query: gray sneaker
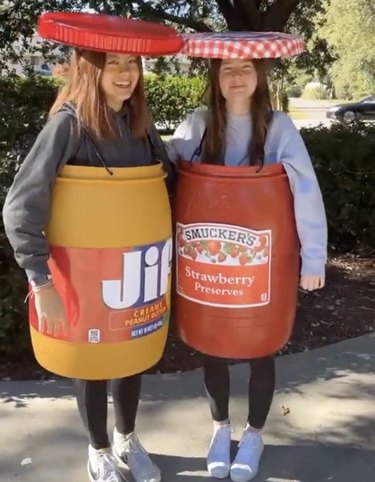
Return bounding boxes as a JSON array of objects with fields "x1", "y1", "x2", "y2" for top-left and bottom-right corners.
[
  {"x1": 113, "y1": 430, "x2": 161, "y2": 482},
  {"x1": 88, "y1": 445, "x2": 122, "y2": 482}
]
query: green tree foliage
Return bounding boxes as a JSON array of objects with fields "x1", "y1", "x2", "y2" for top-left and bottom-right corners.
[
  {"x1": 0, "y1": 1, "x2": 331, "y2": 76},
  {"x1": 89, "y1": 0, "x2": 299, "y2": 31},
  {"x1": 319, "y1": 0, "x2": 375, "y2": 99},
  {"x1": 0, "y1": 1, "x2": 85, "y2": 71},
  {"x1": 89, "y1": 1, "x2": 333, "y2": 79}
]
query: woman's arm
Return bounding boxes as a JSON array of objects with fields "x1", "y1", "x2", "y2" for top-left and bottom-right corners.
[
  {"x1": 164, "y1": 109, "x2": 207, "y2": 164},
  {"x1": 2, "y1": 111, "x2": 79, "y2": 283},
  {"x1": 147, "y1": 122, "x2": 177, "y2": 196},
  {"x1": 274, "y1": 113, "x2": 328, "y2": 281}
]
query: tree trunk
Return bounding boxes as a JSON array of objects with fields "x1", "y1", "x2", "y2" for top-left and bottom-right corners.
[
  {"x1": 270, "y1": 77, "x2": 288, "y2": 112},
  {"x1": 220, "y1": 0, "x2": 301, "y2": 32}
]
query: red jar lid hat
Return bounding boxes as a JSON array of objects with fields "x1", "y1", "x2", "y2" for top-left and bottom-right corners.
[
  {"x1": 181, "y1": 31, "x2": 304, "y2": 59},
  {"x1": 38, "y1": 12, "x2": 183, "y2": 55}
]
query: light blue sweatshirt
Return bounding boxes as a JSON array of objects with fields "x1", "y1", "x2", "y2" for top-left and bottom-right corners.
[{"x1": 166, "y1": 109, "x2": 328, "y2": 277}]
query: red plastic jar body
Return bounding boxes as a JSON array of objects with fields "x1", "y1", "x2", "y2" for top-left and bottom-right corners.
[{"x1": 173, "y1": 161, "x2": 299, "y2": 359}]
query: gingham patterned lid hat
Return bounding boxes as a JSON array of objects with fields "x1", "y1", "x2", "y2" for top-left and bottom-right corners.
[{"x1": 181, "y1": 31, "x2": 304, "y2": 59}]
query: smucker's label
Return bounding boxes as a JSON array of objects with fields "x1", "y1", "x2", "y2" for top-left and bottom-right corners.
[{"x1": 176, "y1": 223, "x2": 271, "y2": 308}]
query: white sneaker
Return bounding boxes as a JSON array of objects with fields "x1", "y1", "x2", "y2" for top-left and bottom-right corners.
[
  {"x1": 112, "y1": 429, "x2": 161, "y2": 482},
  {"x1": 230, "y1": 430, "x2": 264, "y2": 482},
  {"x1": 87, "y1": 445, "x2": 121, "y2": 482},
  {"x1": 207, "y1": 424, "x2": 231, "y2": 479}
]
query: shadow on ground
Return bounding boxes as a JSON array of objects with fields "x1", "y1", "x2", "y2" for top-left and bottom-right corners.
[
  {"x1": 151, "y1": 442, "x2": 375, "y2": 482},
  {"x1": 1, "y1": 334, "x2": 373, "y2": 405}
]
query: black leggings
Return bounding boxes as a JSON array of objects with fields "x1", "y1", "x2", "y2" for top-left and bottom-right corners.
[
  {"x1": 76, "y1": 374, "x2": 141, "y2": 449},
  {"x1": 203, "y1": 355, "x2": 275, "y2": 429}
]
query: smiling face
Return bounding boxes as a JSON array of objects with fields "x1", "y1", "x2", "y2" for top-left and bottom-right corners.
[
  {"x1": 100, "y1": 53, "x2": 140, "y2": 111},
  {"x1": 218, "y1": 59, "x2": 258, "y2": 112}
]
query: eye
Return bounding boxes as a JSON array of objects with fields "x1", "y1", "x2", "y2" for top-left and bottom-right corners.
[
  {"x1": 107, "y1": 59, "x2": 119, "y2": 65},
  {"x1": 128, "y1": 57, "x2": 137, "y2": 64}
]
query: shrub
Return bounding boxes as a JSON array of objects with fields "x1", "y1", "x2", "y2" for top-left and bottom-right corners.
[
  {"x1": 301, "y1": 122, "x2": 375, "y2": 253},
  {"x1": 0, "y1": 75, "x2": 61, "y2": 360},
  {"x1": 144, "y1": 73, "x2": 205, "y2": 132},
  {"x1": 286, "y1": 85, "x2": 303, "y2": 98},
  {"x1": 302, "y1": 83, "x2": 329, "y2": 100}
]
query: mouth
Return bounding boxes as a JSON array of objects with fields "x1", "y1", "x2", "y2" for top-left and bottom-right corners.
[{"x1": 114, "y1": 81, "x2": 131, "y2": 88}]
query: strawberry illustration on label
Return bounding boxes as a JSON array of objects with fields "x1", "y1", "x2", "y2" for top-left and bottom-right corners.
[
  {"x1": 206, "y1": 240, "x2": 221, "y2": 256},
  {"x1": 218, "y1": 252, "x2": 227, "y2": 263}
]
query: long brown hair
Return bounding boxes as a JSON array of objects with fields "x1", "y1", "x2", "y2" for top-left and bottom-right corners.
[
  {"x1": 202, "y1": 59, "x2": 272, "y2": 166},
  {"x1": 49, "y1": 49, "x2": 149, "y2": 139}
]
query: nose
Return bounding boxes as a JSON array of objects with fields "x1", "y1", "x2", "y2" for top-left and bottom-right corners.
[
  {"x1": 232, "y1": 68, "x2": 244, "y2": 79},
  {"x1": 118, "y1": 63, "x2": 131, "y2": 75}
]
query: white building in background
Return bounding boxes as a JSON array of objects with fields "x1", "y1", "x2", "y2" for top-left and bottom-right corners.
[
  {"x1": 6, "y1": 32, "x2": 62, "y2": 75},
  {"x1": 6, "y1": 32, "x2": 191, "y2": 76},
  {"x1": 143, "y1": 55, "x2": 191, "y2": 75}
]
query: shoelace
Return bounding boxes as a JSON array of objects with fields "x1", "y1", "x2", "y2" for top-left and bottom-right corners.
[
  {"x1": 124, "y1": 435, "x2": 155, "y2": 473},
  {"x1": 106, "y1": 472, "x2": 120, "y2": 482},
  {"x1": 96, "y1": 452, "x2": 119, "y2": 482}
]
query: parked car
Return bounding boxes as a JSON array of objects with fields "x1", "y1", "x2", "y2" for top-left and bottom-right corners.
[{"x1": 326, "y1": 95, "x2": 375, "y2": 122}]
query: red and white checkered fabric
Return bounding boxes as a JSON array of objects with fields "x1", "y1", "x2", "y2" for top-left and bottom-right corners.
[{"x1": 181, "y1": 32, "x2": 304, "y2": 59}]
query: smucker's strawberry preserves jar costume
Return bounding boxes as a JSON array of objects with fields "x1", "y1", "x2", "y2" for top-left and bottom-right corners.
[{"x1": 166, "y1": 31, "x2": 327, "y2": 482}]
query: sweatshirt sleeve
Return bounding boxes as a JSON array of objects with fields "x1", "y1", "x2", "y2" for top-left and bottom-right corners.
[
  {"x1": 2, "y1": 111, "x2": 79, "y2": 281},
  {"x1": 147, "y1": 122, "x2": 177, "y2": 196},
  {"x1": 271, "y1": 112, "x2": 328, "y2": 277},
  {"x1": 164, "y1": 109, "x2": 207, "y2": 164}
]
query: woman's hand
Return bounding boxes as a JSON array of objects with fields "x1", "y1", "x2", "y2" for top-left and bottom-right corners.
[
  {"x1": 300, "y1": 275, "x2": 325, "y2": 291},
  {"x1": 34, "y1": 286, "x2": 68, "y2": 337}
]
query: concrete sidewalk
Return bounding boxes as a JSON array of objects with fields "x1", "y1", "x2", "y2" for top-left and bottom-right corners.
[{"x1": 1, "y1": 333, "x2": 374, "y2": 482}]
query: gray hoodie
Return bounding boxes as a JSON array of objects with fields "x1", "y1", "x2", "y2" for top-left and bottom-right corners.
[{"x1": 2, "y1": 102, "x2": 174, "y2": 282}]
